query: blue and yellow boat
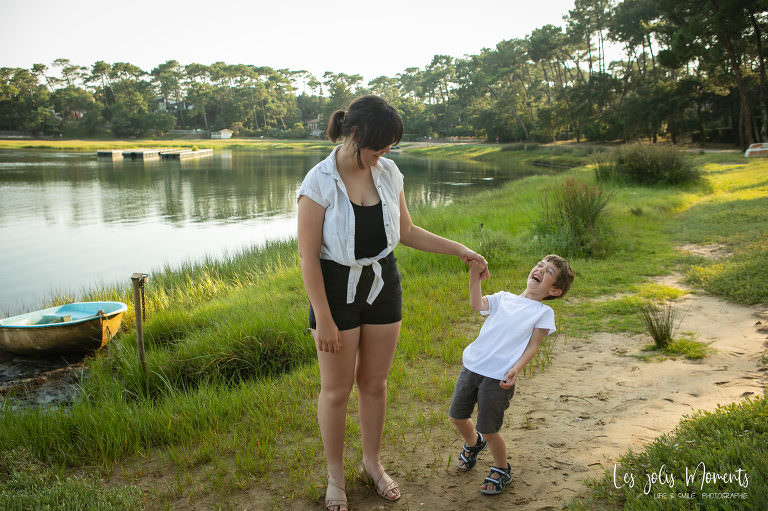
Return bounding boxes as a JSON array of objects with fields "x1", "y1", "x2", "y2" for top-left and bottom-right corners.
[{"x1": 0, "y1": 302, "x2": 127, "y2": 356}]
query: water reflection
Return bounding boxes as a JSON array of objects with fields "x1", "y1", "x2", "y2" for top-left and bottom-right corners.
[{"x1": 0, "y1": 148, "x2": 550, "y2": 314}]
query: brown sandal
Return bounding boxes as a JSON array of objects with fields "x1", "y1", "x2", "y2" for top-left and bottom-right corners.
[{"x1": 360, "y1": 464, "x2": 401, "y2": 501}]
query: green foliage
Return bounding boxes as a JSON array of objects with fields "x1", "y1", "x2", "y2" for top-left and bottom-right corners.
[
  {"x1": 3, "y1": 0, "x2": 765, "y2": 146},
  {"x1": 596, "y1": 144, "x2": 701, "y2": 186},
  {"x1": 536, "y1": 178, "x2": 613, "y2": 257}
]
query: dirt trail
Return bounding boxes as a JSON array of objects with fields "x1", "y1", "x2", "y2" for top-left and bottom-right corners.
[{"x1": 346, "y1": 275, "x2": 767, "y2": 511}]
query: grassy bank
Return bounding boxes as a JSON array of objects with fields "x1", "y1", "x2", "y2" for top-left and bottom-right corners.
[
  {"x1": 1, "y1": 145, "x2": 766, "y2": 509},
  {"x1": 403, "y1": 141, "x2": 594, "y2": 168},
  {"x1": 0, "y1": 138, "x2": 335, "y2": 152}
]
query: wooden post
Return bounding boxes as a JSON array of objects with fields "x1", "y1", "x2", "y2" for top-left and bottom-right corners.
[{"x1": 131, "y1": 273, "x2": 148, "y2": 373}]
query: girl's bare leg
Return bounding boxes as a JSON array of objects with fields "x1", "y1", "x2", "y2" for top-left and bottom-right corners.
[
  {"x1": 315, "y1": 327, "x2": 361, "y2": 511},
  {"x1": 355, "y1": 322, "x2": 401, "y2": 500}
]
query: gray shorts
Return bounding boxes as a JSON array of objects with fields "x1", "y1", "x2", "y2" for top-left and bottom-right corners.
[{"x1": 448, "y1": 366, "x2": 516, "y2": 434}]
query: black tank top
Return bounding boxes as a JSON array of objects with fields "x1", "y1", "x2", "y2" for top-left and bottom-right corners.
[{"x1": 351, "y1": 200, "x2": 388, "y2": 259}]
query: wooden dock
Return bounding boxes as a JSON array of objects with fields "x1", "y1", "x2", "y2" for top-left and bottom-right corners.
[
  {"x1": 97, "y1": 148, "x2": 213, "y2": 161},
  {"x1": 123, "y1": 149, "x2": 166, "y2": 160},
  {"x1": 160, "y1": 148, "x2": 213, "y2": 160},
  {"x1": 96, "y1": 150, "x2": 124, "y2": 160}
]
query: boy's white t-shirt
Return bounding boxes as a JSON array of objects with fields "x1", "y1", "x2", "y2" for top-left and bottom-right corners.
[{"x1": 462, "y1": 291, "x2": 556, "y2": 381}]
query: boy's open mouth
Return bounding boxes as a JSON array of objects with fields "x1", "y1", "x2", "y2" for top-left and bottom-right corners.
[{"x1": 531, "y1": 274, "x2": 542, "y2": 283}]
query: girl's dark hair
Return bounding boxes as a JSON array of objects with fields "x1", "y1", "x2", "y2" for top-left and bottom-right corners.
[{"x1": 326, "y1": 95, "x2": 403, "y2": 168}]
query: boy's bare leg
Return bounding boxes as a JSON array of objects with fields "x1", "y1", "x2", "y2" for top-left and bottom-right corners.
[
  {"x1": 481, "y1": 432, "x2": 508, "y2": 490},
  {"x1": 450, "y1": 417, "x2": 480, "y2": 470},
  {"x1": 451, "y1": 417, "x2": 479, "y2": 446}
]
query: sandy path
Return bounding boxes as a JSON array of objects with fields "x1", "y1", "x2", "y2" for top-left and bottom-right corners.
[{"x1": 344, "y1": 275, "x2": 767, "y2": 511}]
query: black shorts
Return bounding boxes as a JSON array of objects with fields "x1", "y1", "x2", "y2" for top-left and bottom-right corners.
[{"x1": 309, "y1": 252, "x2": 402, "y2": 331}]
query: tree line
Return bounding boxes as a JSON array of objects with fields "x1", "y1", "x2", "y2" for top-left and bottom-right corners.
[{"x1": 1, "y1": 0, "x2": 766, "y2": 147}]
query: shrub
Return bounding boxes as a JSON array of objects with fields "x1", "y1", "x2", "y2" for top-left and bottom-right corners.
[
  {"x1": 598, "y1": 144, "x2": 700, "y2": 185},
  {"x1": 536, "y1": 178, "x2": 612, "y2": 257},
  {"x1": 640, "y1": 302, "x2": 676, "y2": 348}
]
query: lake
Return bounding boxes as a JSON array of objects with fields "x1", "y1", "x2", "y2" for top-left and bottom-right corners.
[{"x1": 0, "y1": 148, "x2": 547, "y2": 315}]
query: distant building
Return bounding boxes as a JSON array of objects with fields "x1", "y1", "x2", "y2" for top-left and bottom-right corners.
[
  {"x1": 155, "y1": 97, "x2": 194, "y2": 113},
  {"x1": 307, "y1": 114, "x2": 323, "y2": 137},
  {"x1": 211, "y1": 129, "x2": 233, "y2": 139}
]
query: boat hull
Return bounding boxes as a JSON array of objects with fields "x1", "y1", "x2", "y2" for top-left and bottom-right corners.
[{"x1": 0, "y1": 302, "x2": 126, "y2": 356}]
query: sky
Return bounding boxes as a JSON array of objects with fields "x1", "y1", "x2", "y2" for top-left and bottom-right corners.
[{"x1": 0, "y1": 0, "x2": 577, "y2": 83}]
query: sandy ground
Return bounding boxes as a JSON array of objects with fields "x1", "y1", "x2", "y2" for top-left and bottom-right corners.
[{"x1": 330, "y1": 274, "x2": 767, "y2": 511}]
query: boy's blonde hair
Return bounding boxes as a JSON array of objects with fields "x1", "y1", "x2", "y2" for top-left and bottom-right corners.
[{"x1": 543, "y1": 254, "x2": 574, "y2": 300}]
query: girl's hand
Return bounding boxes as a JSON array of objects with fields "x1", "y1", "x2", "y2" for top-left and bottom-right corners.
[
  {"x1": 315, "y1": 318, "x2": 342, "y2": 354},
  {"x1": 460, "y1": 249, "x2": 490, "y2": 280}
]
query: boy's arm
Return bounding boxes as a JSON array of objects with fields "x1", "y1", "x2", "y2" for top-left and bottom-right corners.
[
  {"x1": 469, "y1": 261, "x2": 489, "y2": 312},
  {"x1": 500, "y1": 328, "x2": 549, "y2": 389}
]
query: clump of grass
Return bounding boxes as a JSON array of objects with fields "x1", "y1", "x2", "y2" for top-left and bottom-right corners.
[
  {"x1": 595, "y1": 144, "x2": 700, "y2": 185},
  {"x1": 536, "y1": 178, "x2": 612, "y2": 257},
  {"x1": 92, "y1": 280, "x2": 314, "y2": 401},
  {"x1": 591, "y1": 151, "x2": 616, "y2": 182},
  {"x1": 663, "y1": 337, "x2": 710, "y2": 359},
  {"x1": 640, "y1": 302, "x2": 677, "y2": 348}
]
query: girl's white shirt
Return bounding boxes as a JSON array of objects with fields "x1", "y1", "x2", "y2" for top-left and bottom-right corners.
[{"x1": 297, "y1": 146, "x2": 404, "y2": 304}]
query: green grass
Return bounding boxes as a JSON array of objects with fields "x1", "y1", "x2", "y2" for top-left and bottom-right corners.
[
  {"x1": 636, "y1": 337, "x2": 713, "y2": 362},
  {"x1": 673, "y1": 158, "x2": 768, "y2": 304},
  {"x1": 403, "y1": 142, "x2": 591, "y2": 168},
  {"x1": 1, "y1": 145, "x2": 766, "y2": 508},
  {"x1": 0, "y1": 449, "x2": 142, "y2": 510},
  {"x1": 569, "y1": 396, "x2": 767, "y2": 510}
]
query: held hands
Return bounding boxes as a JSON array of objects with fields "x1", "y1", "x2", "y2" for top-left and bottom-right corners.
[
  {"x1": 500, "y1": 366, "x2": 519, "y2": 389},
  {"x1": 468, "y1": 258, "x2": 486, "y2": 280},
  {"x1": 460, "y1": 249, "x2": 490, "y2": 280}
]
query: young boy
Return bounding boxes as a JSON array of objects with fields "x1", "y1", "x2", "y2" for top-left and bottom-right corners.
[{"x1": 449, "y1": 255, "x2": 574, "y2": 495}]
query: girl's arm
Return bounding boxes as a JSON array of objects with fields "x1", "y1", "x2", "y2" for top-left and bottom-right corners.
[
  {"x1": 398, "y1": 190, "x2": 489, "y2": 279},
  {"x1": 297, "y1": 196, "x2": 341, "y2": 353}
]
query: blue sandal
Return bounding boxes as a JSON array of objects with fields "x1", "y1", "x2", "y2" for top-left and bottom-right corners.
[
  {"x1": 481, "y1": 463, "x2": 512, "y2": 495},
  {"x1": 457, "y1": 432, "x2": 487, "y2": 471}
]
